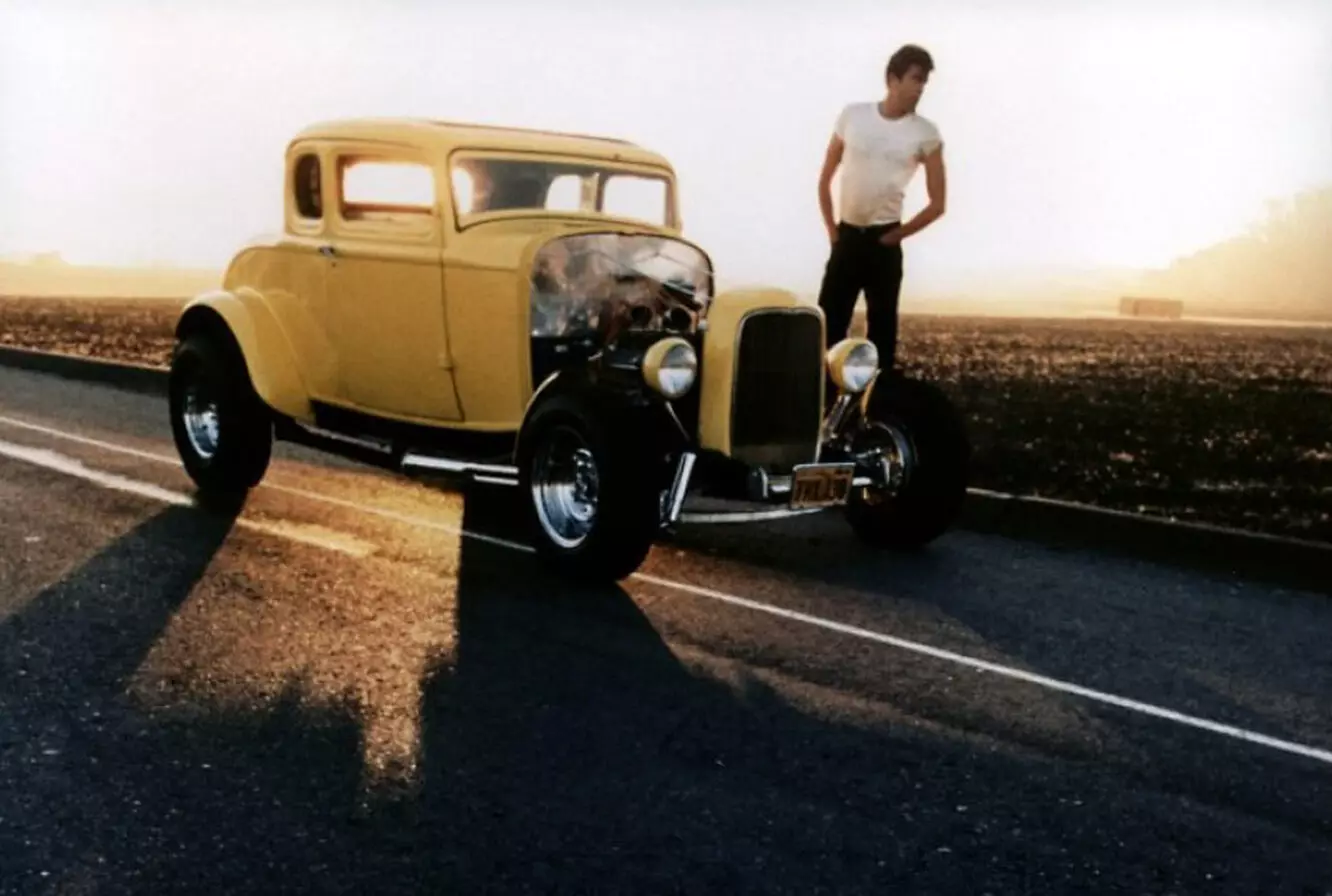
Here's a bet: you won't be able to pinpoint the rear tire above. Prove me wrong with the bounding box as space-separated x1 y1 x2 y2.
169 332 273 500
844 373 970 549
518 393 664 582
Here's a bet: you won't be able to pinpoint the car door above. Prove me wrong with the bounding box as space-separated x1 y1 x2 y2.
276 143 338 404
324 143 462 421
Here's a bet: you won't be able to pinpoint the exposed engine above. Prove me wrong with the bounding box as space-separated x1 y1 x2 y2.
530 233 712 344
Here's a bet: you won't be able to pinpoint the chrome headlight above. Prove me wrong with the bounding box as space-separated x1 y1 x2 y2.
643 337 698 399
826 338 879 393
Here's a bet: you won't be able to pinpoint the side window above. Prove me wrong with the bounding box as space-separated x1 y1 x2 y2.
294 154 322 220
339 159 436 220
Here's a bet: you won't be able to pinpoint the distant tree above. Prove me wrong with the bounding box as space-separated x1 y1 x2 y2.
1141 184 1332 319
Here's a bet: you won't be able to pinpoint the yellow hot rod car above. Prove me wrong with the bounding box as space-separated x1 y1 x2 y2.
168 117 970 580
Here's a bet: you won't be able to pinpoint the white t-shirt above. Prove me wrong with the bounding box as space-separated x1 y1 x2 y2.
833 102 942 227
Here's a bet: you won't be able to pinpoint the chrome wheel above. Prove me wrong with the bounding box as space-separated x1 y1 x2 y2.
531 424 600 549
853 420 914 505
168 333 274 495
182 377 221 461
843 374 970 550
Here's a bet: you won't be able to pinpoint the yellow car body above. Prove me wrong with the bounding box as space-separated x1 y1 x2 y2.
169 118 967 580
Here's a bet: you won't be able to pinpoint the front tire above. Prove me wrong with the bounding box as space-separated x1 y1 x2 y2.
844 373 970 549
169 332 273 500
518 393 665 582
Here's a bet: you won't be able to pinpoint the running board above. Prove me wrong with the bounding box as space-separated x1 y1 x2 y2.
277 420 399 470
277 420 520 486
399 452 520 487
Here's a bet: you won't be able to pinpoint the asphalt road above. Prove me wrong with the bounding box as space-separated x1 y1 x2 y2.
0 364 1330 895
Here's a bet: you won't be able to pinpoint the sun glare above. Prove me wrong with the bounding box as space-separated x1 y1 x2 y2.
0 0 1328 311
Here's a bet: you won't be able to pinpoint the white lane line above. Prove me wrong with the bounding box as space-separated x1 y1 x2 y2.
0 414 173 464
3 412 1332 767
265 482 537 554
631 572 1332 765
0 437 374 558
0 412 533 553
0 437 192 507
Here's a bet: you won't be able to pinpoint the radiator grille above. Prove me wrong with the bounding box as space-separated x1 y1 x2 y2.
729 309 824 471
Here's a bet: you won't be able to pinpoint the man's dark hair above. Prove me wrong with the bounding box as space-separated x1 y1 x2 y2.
886 44 934 82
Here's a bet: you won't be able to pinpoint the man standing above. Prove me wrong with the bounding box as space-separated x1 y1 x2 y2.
817 43 947 380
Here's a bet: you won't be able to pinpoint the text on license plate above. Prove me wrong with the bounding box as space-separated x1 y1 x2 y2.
789 463 855 509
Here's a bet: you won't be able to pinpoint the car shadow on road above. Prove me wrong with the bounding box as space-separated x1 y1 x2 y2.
1 488 1328 893
656 504 1332 847
0 498 376 893
407 489 1332 890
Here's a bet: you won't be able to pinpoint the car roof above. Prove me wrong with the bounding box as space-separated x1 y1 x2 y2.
289 117 674 170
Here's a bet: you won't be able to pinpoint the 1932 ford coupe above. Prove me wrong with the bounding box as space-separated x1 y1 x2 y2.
168 118 970 581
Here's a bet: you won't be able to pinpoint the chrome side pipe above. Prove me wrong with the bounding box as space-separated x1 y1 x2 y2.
661 451 697 527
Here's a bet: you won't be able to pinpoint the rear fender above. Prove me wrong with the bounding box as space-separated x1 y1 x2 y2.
175 289 311 421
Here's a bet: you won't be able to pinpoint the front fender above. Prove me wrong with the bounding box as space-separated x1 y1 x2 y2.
176 289 311 421
513 366 687 465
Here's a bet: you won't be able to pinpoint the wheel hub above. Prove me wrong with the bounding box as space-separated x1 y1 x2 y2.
531 426 600 549
182 378 220 461
853 421 913 503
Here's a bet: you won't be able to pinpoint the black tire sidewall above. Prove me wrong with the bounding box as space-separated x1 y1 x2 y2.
518 392 663 581
846 373 970 547
169 334 272 493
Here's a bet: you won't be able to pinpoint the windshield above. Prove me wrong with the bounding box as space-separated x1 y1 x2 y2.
451 154 673 228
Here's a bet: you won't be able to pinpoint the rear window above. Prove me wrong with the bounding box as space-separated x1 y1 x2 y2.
294 154 322 219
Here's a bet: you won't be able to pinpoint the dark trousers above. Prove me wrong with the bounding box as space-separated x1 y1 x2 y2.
816 221 904 372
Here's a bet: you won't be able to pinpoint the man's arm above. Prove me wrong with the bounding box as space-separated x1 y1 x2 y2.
883 143 947 244
818 133 844 243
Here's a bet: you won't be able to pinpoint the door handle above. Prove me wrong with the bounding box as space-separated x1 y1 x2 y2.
319 245 337 258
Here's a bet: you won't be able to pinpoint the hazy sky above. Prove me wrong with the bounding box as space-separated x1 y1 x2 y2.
2 0 1330 296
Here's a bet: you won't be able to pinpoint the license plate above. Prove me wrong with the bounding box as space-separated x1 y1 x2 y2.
789 463 855 509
